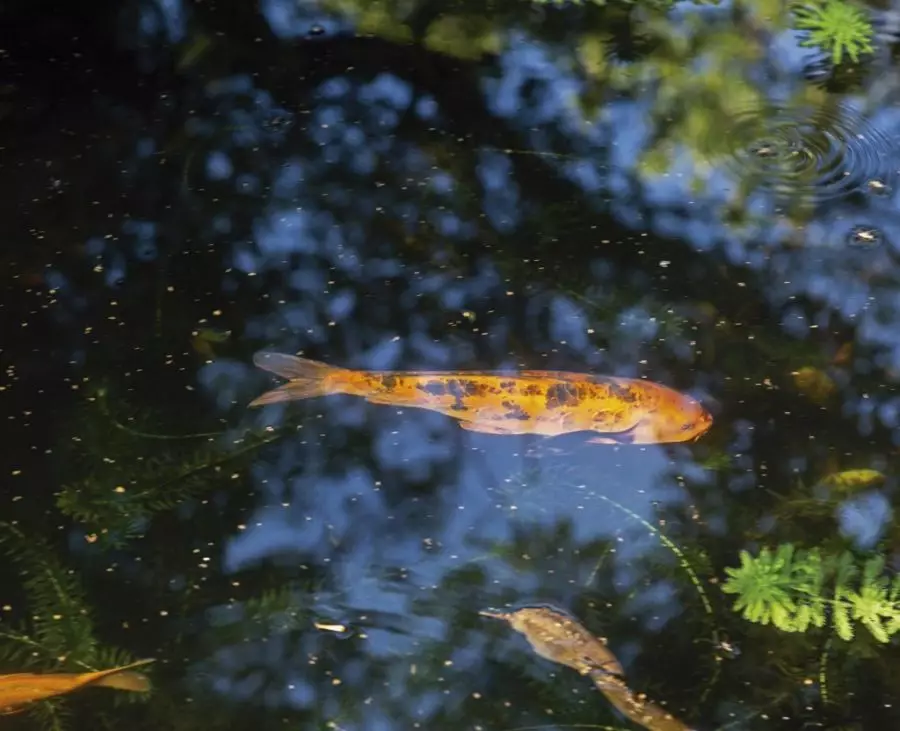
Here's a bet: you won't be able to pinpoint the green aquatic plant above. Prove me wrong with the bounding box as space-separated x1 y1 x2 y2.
55 386 283 547
0 522 142 729
528 0 722 7
793 0 874 65
722 544 900 643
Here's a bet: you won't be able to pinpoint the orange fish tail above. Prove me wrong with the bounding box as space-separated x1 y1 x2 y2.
249 352 342 407
85 659 155 693
91 670 151 692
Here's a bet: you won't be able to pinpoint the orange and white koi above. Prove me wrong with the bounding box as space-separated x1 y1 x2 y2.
0 659 155 714
248 352 712 445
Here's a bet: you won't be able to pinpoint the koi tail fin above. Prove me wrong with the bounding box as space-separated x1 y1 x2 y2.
249 352 340 407
89 659 156 692
92 670 152 692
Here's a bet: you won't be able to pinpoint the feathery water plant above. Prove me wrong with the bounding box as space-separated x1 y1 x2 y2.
793 0 874 65
722 544 900 642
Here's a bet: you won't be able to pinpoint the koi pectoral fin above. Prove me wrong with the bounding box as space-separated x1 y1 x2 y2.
587 433 635 445
587 423 639 445
458 421 523 435
363 394 406 406
587 435 619 445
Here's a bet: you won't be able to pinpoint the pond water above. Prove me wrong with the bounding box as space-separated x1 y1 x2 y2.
2 0 900 729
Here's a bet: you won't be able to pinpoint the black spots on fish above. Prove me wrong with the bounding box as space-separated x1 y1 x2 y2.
608 382 638 403
417 380 447 397
593 409 625 427
522 384 542 396
545 383 580 409
501 400 531 421
460 379 488 396
499 380 517 392
417 378 484 399
381 374 398 389
446 379 469 412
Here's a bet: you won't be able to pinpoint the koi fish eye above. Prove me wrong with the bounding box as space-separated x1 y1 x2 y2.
680 423 694 431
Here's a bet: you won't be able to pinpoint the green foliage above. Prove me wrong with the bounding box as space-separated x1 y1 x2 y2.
722 544 900 643
529 0 609 5
0 523 98 666
55 387 282 547
0 522 142 729
529 0 873 68
793 0 874 65
529 0 722 6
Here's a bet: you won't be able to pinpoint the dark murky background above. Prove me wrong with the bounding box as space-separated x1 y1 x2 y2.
3 0 900 729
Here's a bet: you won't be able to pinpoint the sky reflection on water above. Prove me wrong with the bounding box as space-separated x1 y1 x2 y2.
5 0 900 729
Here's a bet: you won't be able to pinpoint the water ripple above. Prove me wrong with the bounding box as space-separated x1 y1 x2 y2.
713 103 898 202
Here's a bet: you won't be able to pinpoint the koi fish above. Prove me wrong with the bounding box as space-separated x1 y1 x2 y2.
481 606 694 731
0 658 155 715
248 352 712 445
478 605 626 684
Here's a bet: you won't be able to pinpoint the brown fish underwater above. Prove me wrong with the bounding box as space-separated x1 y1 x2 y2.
481 606 694 731
0 658 155 715
248 352 712 445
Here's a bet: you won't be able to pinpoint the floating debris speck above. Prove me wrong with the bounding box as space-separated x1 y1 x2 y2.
847 225 883 248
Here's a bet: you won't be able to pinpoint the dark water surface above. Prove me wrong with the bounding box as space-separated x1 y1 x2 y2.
3 0 900 729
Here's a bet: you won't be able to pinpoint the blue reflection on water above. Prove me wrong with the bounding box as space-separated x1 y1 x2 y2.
22 0 900 723
837 491 892 549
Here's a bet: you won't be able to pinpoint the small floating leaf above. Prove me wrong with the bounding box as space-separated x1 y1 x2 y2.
816 469 885 495
791 366 837 404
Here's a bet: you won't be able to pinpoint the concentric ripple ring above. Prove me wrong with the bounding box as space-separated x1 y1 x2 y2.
712 103 898 202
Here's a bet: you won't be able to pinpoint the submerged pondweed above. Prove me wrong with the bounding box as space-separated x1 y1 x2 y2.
480 605 695 731
722 544 900 643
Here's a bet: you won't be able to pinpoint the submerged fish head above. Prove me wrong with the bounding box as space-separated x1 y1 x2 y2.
628 391 713 444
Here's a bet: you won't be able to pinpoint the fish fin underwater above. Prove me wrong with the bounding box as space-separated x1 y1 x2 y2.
0 659 155 714
88 659 156 692
90 671 150 692
249 352 340 407
586 422 639 445
457 420 526 435
586 435 621 445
